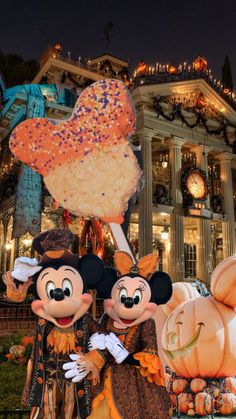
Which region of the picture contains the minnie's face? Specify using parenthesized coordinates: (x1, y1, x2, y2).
(31, 265, 92, 329)
(104, 275, 157, 327)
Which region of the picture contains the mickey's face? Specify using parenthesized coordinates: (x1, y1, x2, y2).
(31, 265, 92, 329)
(104, 275, 157, 327)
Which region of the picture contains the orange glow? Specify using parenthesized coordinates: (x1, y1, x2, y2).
(196, 94, 206, 108)
(169, 66, 177, 74)
(193, 56, 208, 71)
(136, 61, 148, 75)
(53, 43, 62, 52)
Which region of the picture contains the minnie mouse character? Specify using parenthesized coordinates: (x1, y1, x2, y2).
(3, 228, 108, 419)
(65, 251, 173, 419)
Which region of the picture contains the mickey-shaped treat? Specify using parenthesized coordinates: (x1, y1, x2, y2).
(9, 79, 141, 223)
(3, 228, 108, 419)
(66, 251, 173, 419)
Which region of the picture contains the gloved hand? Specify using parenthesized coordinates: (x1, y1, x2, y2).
(63, 354, 88, 383)
(12, 257, 42, 282)
(88, 333, 106, 351)
(105, 332, 129, 364)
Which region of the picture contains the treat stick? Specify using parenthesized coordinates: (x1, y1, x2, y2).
(109, 223, 136, 263)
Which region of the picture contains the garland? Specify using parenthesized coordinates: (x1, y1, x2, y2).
(153, 96, 236, 148)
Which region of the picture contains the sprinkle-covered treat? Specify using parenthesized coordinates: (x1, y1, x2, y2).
(10, 79, 141, 223)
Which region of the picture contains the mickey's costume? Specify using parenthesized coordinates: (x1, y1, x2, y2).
(5, 228, 108, 419)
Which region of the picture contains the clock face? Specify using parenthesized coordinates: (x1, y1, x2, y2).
(186, 170, 206, 199)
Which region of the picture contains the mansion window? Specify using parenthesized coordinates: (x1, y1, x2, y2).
(184, 244, 197, 278)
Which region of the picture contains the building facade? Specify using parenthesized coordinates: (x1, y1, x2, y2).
(1, 47, 236, 287)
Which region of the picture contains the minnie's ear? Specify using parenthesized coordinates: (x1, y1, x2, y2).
(78, 254, 105, 289)
(149, 271, 172, 305)
(96, 267, 118, 299)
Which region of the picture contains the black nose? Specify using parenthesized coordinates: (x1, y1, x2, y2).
(52, 288, 65, 301)
(124, 297, 134, 308)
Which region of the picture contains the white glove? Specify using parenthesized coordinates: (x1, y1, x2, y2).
(63, 354, 88, 383)
(88, 333, 106, 351)
(12, 257, 42, 282)
(105, 332, 129, 364)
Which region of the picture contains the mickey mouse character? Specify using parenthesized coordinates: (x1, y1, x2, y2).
(3, 228, 108, 419)
(65, 251, 173, 419)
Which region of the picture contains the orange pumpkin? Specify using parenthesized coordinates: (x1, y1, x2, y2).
(9, 345, 25, 360)
(136, 61, 148, 76)
(169, 65, 177, 74)
(161, 295, 236, 378)
(224, 377, 236, 395)
(172, 378, 188, 394)
(187, 408, 195, 417)
(177, 393, 193, 414)
(160, 282, 200, 317)
(218, 393, 236, 415)
(154, 282, 200, 372)
(195, 392, 214, 415)
(193, 55, 208, 71)
(190, 378, 207, 393)
(211, 256, 236, 307)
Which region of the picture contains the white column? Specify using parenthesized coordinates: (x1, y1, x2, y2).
(166, 137, 186, 281)
(216, 153, 236, 258)
(138, 130, 153, 256)
(191, 145, 212, 283)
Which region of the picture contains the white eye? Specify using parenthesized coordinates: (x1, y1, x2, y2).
(62, 279, 73, 297)
(46, 281, 56, 299)
(118, 287, 128, 303)
(133, 289, 142, 305)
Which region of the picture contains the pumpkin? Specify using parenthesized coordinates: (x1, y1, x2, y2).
(195, 392, 213, 415)
(177, 393, 193, 414)
(160, 282, 200, 317)
(172, 378, 188, 394)
(218, 393, 236, 415)
(190, 378, 207, 393)
(161, 295, 236, 378)
(211, 256, 236, 307)
(187, 409, 195, 417)
(193, 56, 208, 71)
(168, 66, 177, 74)
(154, 282, 200, 372)
(9, 345, 25, 360)
(224, 377, 236, 395)
(136, 61, 148, 76)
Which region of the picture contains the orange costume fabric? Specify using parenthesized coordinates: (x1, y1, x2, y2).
(89, 315, 171, 419)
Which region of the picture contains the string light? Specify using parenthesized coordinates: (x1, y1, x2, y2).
(5, 241, 12, 251)
(132, 57, 236, 106)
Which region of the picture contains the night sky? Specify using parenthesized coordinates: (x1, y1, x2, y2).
(1, 0, 236, 85)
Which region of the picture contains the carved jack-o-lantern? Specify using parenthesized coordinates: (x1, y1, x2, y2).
(136, 61, 148, 76)
(161, 257, 236, 378)
(193, 56, 208, 71)
(154, 283, 200, 372)
(168, 65, 177, 74)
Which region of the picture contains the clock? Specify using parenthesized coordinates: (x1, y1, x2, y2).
(186, 169, 207, 199)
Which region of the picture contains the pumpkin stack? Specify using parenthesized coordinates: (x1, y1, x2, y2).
(161, 256, 236, 416)
(167, 376, 236, 416)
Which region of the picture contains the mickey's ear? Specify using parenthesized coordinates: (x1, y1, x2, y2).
(96, 267, 118, 299)
(149, 271, 172, 305)
(78, 254, 105, 289)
